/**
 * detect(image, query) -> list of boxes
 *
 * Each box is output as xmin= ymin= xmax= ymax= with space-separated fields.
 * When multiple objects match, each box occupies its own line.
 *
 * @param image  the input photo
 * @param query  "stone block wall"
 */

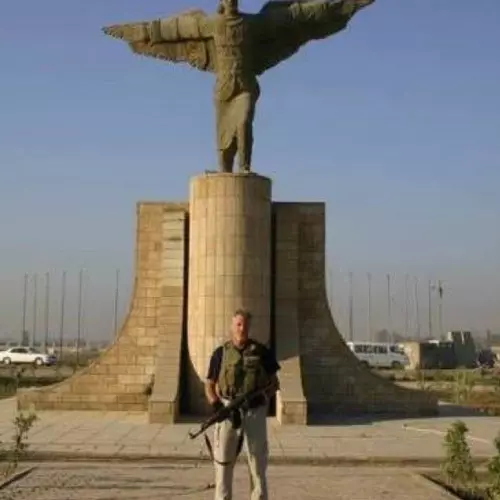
xmin=291 ymin=202 xmax=438 ymax=416
xmin=273 ymin=203 xmax=308 ymax=425
xmin=17 ymin=203 xmax=187 ymax=413
xmin=148 ymin=209 xmax=187 ymax=423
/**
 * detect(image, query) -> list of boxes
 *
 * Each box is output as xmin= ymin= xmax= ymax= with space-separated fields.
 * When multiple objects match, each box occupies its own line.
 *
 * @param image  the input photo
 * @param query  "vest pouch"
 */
xmin=243 ymin=354 xmax=261 ymax=370
xmin=242 ymin=354 xmax=261 ymax=393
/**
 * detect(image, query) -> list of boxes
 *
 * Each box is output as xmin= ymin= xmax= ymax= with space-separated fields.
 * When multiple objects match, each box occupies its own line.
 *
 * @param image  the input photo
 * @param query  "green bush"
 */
xmin=486 ymin=435 xmax=500 ymax=499
xmin=442 ymin=421 xmax=477 ymax=486
xmin=0 ymin=410 xmax=38 ymax=477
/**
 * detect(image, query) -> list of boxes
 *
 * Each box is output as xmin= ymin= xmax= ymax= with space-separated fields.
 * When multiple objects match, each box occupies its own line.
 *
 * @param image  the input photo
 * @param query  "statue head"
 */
xmin=217 ymin=0 xmax=239 ymax=16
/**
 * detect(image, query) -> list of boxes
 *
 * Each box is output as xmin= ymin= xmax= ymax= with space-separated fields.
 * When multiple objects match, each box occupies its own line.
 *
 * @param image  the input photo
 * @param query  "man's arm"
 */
xmin=205 ymin=379 xmax=219 ymax=405
xmin=262 ymin=346 xmax=281 ymax=400
xmin=205 ymin=346 xmax=223 ymax=406
xmin=264 ymin=372 xmax=280 ymax=400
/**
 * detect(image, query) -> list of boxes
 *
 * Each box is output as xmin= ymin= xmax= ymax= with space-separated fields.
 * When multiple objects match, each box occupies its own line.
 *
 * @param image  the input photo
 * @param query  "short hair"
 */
xmin=233 ymin=309 xmax=252 ymax=322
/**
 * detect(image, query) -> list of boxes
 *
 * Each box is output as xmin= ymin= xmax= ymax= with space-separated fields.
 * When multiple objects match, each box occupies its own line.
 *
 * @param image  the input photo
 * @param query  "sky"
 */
xmin=0 ymin=0 xmax=499 ymax=342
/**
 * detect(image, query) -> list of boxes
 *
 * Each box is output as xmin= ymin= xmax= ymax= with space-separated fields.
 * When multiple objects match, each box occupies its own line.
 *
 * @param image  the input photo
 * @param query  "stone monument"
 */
xmin=17 ymin=0 xmax=438 ymax=423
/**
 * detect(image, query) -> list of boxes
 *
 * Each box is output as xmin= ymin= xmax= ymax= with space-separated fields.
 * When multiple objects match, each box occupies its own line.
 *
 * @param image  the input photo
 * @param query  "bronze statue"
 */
xmin=103 ymin=0 xmax=374 ymax=173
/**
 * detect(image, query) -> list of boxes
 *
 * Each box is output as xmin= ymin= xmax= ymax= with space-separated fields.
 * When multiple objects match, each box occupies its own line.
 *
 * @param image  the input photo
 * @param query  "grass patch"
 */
xmin=377 ymin=368 xmax=500 ymax=386
xmin=434 ymin=389 xmax=500 ymax=416
xmin=375 ymin=368 xmax=500 ymax=415
xmin=425 ymin=472 xmax=488 ymax=500
xmin=0 ymin=374 xmax=68 ymax=400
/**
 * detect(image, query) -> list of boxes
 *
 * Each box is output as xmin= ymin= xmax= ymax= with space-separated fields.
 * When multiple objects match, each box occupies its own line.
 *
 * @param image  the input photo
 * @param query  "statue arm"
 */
xmin=102 ymin=10 xmax=217 ymax=73
xmin=149 ymin=10 xmax=215 ymax=44
xmin=103 ymin=10 xmax=214 ymax=44
xmin=258 ymin=0 xmax=373 ymax=35
xmin=253 ymin=0 xmax=374 ymax=74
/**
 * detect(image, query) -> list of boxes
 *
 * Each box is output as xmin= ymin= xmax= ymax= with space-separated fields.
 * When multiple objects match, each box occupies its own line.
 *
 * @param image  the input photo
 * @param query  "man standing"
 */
xmin=205 ymin=309 xmax=280 ymax=500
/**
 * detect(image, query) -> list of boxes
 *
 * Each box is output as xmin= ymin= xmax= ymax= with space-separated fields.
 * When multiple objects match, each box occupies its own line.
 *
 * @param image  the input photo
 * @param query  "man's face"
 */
xmin=231 ymin=313 xmax=249 ymax=346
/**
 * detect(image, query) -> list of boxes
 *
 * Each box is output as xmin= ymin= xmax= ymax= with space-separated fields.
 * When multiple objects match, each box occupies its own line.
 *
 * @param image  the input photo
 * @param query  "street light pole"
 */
xmin=367 ymin=272 xmax=372 ymax=341
xmin=44 ymin=272 xmax=50 ymax=352
xmin=404 ymin=274 xmax=409 ymax=336
xmin=387 ymin=273 xmax=392 ymax=342
xmin=414 ymin=277 xmax=420 ymax=340
xmin=59 ymin=270 xmax=66 ymax=362
xmin=21 ymin=273 xmax=28 ymax=345
xmin=428 ymin=279 xmax=433 ymax=339
xmin=32 ymin=273 xmax=38 ymax=347
xmin=113 ymin=269 xmax=120 ymax=339
xmin=348 ymin=271 xmax=354 ymax=341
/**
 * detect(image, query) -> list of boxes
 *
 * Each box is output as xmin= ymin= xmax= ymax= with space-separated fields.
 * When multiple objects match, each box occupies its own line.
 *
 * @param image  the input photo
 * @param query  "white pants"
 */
xmin=213 ymin=404 xmax=268 ymax=500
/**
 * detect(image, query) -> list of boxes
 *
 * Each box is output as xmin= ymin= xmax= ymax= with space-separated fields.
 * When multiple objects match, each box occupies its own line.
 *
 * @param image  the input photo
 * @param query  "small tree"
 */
xmin=1 ymin=411 xmax=38 ymax=477
xmin=487 ymin=435 xmax=500 ymax=499
xmin=454 ymin=371 xmax=476 ymax=404
xmin=441 ymin=420 xmax=477 ymax=486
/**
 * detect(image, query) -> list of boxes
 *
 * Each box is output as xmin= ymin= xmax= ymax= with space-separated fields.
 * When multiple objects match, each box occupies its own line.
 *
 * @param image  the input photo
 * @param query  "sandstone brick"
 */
xmin=137 ymin=356 xmax=155 ymax=366
xmin=160 ymin=286 xmax=183 ymax=298
xmin=158 ymin=317 xmax=183 ymax=328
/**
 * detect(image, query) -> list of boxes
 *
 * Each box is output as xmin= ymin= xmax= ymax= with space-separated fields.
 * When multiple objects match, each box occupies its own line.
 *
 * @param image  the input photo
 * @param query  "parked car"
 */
xmin=346 ymin=341 xmax=410 ymax=369
xmin=0 ymin=346 xmax=57 ymax=366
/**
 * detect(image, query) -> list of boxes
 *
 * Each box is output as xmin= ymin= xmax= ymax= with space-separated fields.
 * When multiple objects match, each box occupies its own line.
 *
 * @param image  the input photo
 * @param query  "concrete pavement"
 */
xmin=0 ymin=463 xmax=459 ymax=499
xmin=1 ymin=398 xmax=498 ymax=465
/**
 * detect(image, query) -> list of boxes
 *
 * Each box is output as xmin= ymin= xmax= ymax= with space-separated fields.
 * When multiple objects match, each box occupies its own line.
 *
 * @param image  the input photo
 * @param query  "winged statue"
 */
xmin=103 ymin=0 xmax=374 ymax=174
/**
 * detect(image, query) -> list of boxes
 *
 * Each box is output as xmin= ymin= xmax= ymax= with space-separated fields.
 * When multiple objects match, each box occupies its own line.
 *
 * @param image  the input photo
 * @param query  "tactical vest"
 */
xmin=218 ymin=340 xmax=269 ymax=398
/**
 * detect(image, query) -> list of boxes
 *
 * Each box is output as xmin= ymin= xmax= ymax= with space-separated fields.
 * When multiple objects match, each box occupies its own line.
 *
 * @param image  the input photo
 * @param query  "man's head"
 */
xmin=230 ymin=309 xmax=251 ymax=347
xmin=217 ymin=0 xmax=239 ymax=16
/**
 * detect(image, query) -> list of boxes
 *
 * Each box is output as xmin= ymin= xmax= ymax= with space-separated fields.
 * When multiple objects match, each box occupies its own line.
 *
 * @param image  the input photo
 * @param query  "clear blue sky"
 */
xmin=0 ymin=0 xmax=499 ymax=342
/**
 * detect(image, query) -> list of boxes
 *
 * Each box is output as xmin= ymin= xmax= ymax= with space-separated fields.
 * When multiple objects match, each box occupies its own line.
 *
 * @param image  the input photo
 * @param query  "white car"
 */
xmin=346 ymin=341 xmax=409 ymax=369
xmin=0 ymin=347 xmax=56 ymax=367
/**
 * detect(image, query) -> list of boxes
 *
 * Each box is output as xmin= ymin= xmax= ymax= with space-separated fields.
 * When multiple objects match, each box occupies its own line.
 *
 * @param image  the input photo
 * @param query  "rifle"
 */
xmin=188 ymin=383 xmax=272 ymax=440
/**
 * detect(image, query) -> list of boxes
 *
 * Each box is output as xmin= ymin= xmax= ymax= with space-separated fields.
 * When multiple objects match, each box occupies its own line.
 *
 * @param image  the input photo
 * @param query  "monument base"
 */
xmin=17 ymin=175 xmax=438 ymax=423
xmin=272 ymin=202 xmax=437 ymax=425
xmin=17 ymin=203 xmax=188 ymax=419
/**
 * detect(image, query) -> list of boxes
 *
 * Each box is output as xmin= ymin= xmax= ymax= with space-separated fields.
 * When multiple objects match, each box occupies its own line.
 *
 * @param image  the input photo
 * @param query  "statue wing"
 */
xmin=102 ymin=9 xmax=216 ymax=73
xmin=253 ymin=0 xmax=374 ymax=75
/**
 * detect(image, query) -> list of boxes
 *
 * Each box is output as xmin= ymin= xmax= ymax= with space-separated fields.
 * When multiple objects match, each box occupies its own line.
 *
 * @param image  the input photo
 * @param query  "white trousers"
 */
xmin=213 ymin=404 xmax=269 ymax=500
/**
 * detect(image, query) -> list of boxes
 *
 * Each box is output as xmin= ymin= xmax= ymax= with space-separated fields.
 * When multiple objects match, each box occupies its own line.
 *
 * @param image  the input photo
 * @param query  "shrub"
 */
xmin=441 ymin=420 xmax=477 ymax=486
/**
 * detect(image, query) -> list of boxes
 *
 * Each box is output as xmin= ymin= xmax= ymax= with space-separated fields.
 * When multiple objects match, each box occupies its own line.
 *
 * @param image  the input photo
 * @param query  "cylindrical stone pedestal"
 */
xmin=187 ymin=173 xmax=272 ymax=414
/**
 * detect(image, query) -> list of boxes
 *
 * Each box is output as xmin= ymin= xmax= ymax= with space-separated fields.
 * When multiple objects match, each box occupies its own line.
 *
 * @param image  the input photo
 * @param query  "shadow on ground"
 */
xmin=175 ymin=401 xmax=489 ymax=427
xmin=306 ymin=403 xmax=489 ymax=426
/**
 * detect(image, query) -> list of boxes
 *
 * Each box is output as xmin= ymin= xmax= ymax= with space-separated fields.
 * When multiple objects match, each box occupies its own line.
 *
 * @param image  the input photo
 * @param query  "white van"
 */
xmin=346 ymin=341 xmax=409 ymax=369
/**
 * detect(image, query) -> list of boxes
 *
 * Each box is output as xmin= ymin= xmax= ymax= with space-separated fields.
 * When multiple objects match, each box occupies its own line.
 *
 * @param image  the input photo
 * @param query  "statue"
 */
xmin=103 ymin=0 xmax=374 ymax=173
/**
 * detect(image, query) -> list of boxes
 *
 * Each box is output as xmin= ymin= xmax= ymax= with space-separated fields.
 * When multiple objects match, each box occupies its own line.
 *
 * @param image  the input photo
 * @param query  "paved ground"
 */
xmin=1 ymin=398 xmax=498 ymax=464
xmin=0 ymin=463 xmax=455 ymax=499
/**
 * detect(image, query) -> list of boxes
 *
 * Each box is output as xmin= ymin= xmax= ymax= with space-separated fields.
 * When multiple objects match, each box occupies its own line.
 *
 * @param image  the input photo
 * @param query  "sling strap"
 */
xmin=203 ymin=429 xmax=245 ymax=466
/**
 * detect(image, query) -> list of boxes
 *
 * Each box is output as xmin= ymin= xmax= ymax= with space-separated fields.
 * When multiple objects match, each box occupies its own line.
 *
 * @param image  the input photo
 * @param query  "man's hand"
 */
xmin=205 ymin=380 xmax=220 ymax=406
xmin=211 ymin=399 xmax=224 ymax=414
xmin=250 ymin=394 xmax=267 ymax=408
xmin=240 ymin=392 xmax=267 ymax=412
